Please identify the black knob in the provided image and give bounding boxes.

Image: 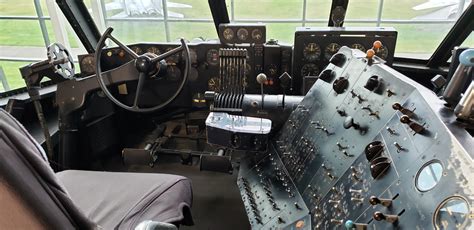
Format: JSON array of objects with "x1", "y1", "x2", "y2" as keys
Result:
[
  {"x1": 330, "y1": 53, "x2": 346, "y2": 67},
  {"x1": 333, "y1": 77, "x2": 349, "y2": 94},
  {"x1": 373, "y1": 211, "x2": 399, "y2": 223},
  {"x1": 400, "y1": 115, "x2": 425, "y2": 134},
  {"x1": 392, "y1": 102, "x2": 414, "y2": 117},
  {"x1": 370, "y1": 156, "x2": 390, "y2": 179},
  {"x1": 364, "y1": 141, "x2": 384, "y2": 161},
  {"x1": 343, "y1": 116, "x2": 360, "y2": 129},
  {"x1": 319, "y1": 69, "x2": 336, "y2": 83},
  {"x1": 369, "y1": 195, "x2": 392, "y2": 207},
  {"x1": 364, "y1": 75, "x2": 380, "y2": 91}
]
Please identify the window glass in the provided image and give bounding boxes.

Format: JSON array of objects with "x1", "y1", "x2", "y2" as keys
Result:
[
  {"x1": 169, "y1": 22, "x2": 216, "y2": 41},
  {"x1": 106, "y1": 21, "x2": 167, "y2": 44},
  {"x1": 0, "y1": 20, "x2": 46, "y2": 46},
  {"x1": 266, "y1": 23, "x2": 302, "y2": 44},
  {"x1": 383, "y1": 0, "x2": 467, "y2": 20},
  {"x1": 0, "y1": 0, "x2": 37, "y2": 16},
  {"x1": 0, "y1": 61, "x2": 30, "y2": 90},
  {"x1": 235, "y1": 0, "x2": 303, "y2": 19}
]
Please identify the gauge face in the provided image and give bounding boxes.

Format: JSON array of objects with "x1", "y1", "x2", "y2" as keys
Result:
[
  {"x1": 206, "y1": 49, "x2": 219, "y2": 66},
  {"x1": 208, "y1": 77, "x2": 220, "y2": 91},
  {"x1": 303, "y1": 43, "x2": 321, "y2": 62},
  {"x1": 131, "y1": 46, "x2": 143, "y2": 55},
  {"x1": 80, "y1": 55, "x2": 95, "y2": 74},
  {"x1": 301, "y1": 63, "x2": 319, "y2": 77},
  {"x1": 351, "y1": 43, "x2": 366, "y2": 52},
  {"x1": 166, "y1": 66, "x2": 181, "y2": 81},
  {"x1": 182, "y1": 49, "x2": 198, "y2": 64},
  {"x1": 268, "y1": 64, "x2": 278, "y2": 76},
  {"x1": 434, "y1": 196, "x2": 470, "y2": 229},
  {"x1": 165, "y1": 47, "x2": 180, "y2": 63},
  {"x1": 237, "y1": 28, "x2": 249, "y2": 41},
  {"x1": 251, "y1": 29, "x2": 263, "y2": 41},
  {"x1": 375, "y1": 46, "x2": 389, "y2": 59},
  {"x1": 147, "y1": 46, "x2": 161, "y2": 55},
  {"x1": 416, "y1": 161, "x2": 443, "y2": 192},
  {"x1": 325, "y1": 43, "x2": 341, "y2": 60},
  {"x1": 223, "y1": 28, "x2": 234, "y2": 41}
]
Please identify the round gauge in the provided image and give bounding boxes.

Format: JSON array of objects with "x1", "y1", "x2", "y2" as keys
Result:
[
  {"x1": 188, "y1": 67, "x2": 199, "y2": 82},
  {"x1": 237, "y1": 28, "x2": 249, "y2": 41},
  {"x1": 80, "y1": 55, "x2": 96, "y2": 74},
  {"x1": 206, "y1": 49, "x2": 219, "y2": 66},
  {"x1": 208, "y1": 77, "x2": 220, "y2": 91},
  {"x1": 301, "y1": 63, "x2": 320, "y2": 77},
  {"x1": 223, "y1": 28, "x2": 234, "y2": 41},
  {"x1": 268, "y1": 64, "x2": 278, "y2": 76},
  {"x1": 251, "y1": 29, "x2": 263, "y2": 41},
  {"x1": 434, "y1": 196, "x2": 470, "y2": 229},
  {"x1": 325, "y1": 43, "x2": 341, "y2": 60},
  {"x1": 245, "y1": 63, "x2": 252, "y2": 77},
  {"x1": 166, "y1": 66, "x2": 181, "y2": 81},
  {"x1": 147, "y1": 46, "x2": 161, "y2": 55},
  {"x1": 351, "y1": 43, "x2": 366, "y2": 52},
  {"x1": 303, "y1": 43, "x2": 321, "y2": 62},
  {"x1": 182, "y1": 48, "x2": 198, "y2": 64},
  {"x1": 416, "y1": 161, "x2": 443, "y2": 192},
  {"x1": 165, "y1": 47, "x2": 180, "y2": 63},
  {"x1": 132, "y1": 46, "x2": 143, "y2": 55},
  {"x1": 375, "y1": 46, "x2": 389, "y2": 59}
]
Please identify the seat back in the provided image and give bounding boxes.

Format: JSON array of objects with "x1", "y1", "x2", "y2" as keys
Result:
[{"x1": 0, "y1": 109, "x2": 96, "y2": 229}]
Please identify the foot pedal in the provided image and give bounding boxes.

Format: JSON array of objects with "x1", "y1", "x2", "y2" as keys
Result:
[
  {"x1": 200, "y1": 154, "x2": 233, "y2": 174},
  {"x1": 122, "y1": 146, "x2": 155, "y2": 167}
]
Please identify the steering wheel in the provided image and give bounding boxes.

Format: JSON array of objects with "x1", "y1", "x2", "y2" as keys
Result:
[{"x1": 95, "y1": 27, "x2": 191, "y2": 112}]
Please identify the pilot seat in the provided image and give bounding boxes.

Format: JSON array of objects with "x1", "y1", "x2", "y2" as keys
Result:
[{"x1": 0, "y1": 108, "x2": 193, "y2": 229}]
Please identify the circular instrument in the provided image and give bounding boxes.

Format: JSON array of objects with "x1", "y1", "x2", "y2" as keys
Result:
[
  {"x1": 47, "y1": 43, "x2": 75, "y2": 79},
  {"x1": 223, "y1": 28, "x2": 234, "y2": 41},
  {"x1": 237, "y1": 28, "x2": 249, "y2": 41},
  {"x1": 80, "y1": 55, "x2": 95, "y2": 74},
  {"x1": 325, "y1": 43, "x2": 341, "y2": 60},
  {"x1": 95, "y1": 27, "x2": 191, "y2": 113},
  {"x1": 208, "y1": 77, "x2": 220, "y2": 91},
  {"x1": 251, "y1": 29, "x2": 263, "y2": 41},
  {"x1": 303, "y1": 43, "x2": 321, "y2": 62},
  {"x1": 351, "y1": 43, "x2": 366, "y2": 52},
  {"x1": 147, "y1": 46, "x2": 161, "y2": 55},
  {"x1": 165, "y1": 47, "x2": 181, "y2": 63},
  {"x1": 375, "y1": 46, "x2": 389, "y2": 59},
  {"x1": 301, "y1": 63, "x2": 319, "y2": 77},
  {"x1": 206, "y1": 49, "x2": 219, "y2": 65}
]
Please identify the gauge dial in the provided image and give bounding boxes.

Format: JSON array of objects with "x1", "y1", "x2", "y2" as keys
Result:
[
  {"x1": 434, "y1": 196, "x2": 470, "y2": 229},
  {"x1": 165, "y1": 47, "x2": 180, "y2": 63},
  {"x1": 303, "y1": 43, "x2": 321, "y2": 62},
  {"x1": 325, "y1": 43, "x2": 341, "y2": 60},
  {"x1": 206, "y1": 49, "x2": 219, "y2": 66},
  {"x1": 251, "y1": 29, "x2": 263, "y2": 41},
  {"x1": 182, "y1": 48, "x2": 198, "y2": 64},
  {"x1": 223, "y1": 28, "x2": 234, "y2": 41},
  {"x1": 375, "y1": 46, "x2": 389, "y2": 59},
  {"x1": 166, "y1": 66, "x2": 181, "y2": 81},
  {"x1": 237, "y1": 28, "x2": 249, "y2": 41},
  {"x1": 301, "y1": 63, "x2": 320, "y2": 77},
  {"x1": 80, "y1": 55, "x2": 96, "y2": 74},
  {"x1": 147, "y1": 46, "x2": 161, "y2": 55},
  {"x1": 267, "y1": 64, "x2": 278, "y2": 76},
  {"x1": 132, "y1": 46, "x2": 143, "y2": 55},
  {"x1": 351, "y1": 43, "x2": 366, "y2": 52},
  {"x1": 208, "y1": 77, "x2": 220, "y2": 91}
]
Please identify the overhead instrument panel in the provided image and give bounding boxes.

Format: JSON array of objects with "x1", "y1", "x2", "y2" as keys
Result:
[
  {"x1": 219, "y1": 23, "x2": 266, "y2": 45},
  {"x1": 238, "y1": 47, "x2": 473, "y2": 229},
  {"x1": 293, "y1": 27, "x2": 397, "y2": 94}
]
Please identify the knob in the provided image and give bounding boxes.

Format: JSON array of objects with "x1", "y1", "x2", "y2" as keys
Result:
[
  {"x1": 337, "y1": 109, "x2": 347, "y2": 117},
  {"x1": 364, "y1": 75, "x2": 380, "y2": 91},
  {"x1": 343, "y1": 116, "x2": 360, "y2": 130},
  {"x1": 345, "y1": 220, "x2": 368, "y2": 230},
  {"x1": 392, "y1": 102, "x2": 415, "y2": 117},
  {"x1": 333, "y1": 77, "x2": 349, "y2": 94},
  {"x1": 370, "y1": 156, "x2": 390, "y2": 179},
  {"x1": 373, "y1": 211, "x2": 399, "y2": 223},
  {"x1": 364, "y1": 141, "x2": 384, "y2": 161},
  {"x1": 330, "y1": 53, "x2": 346, "y2": 67},
  {"x1": 319, "y1": 69, "x2": 336, "y2": 83},
  {"x1": 369, "y1": 195, "x2": 392, "y2": 207},
  {"x1": 400, "y1": 115, "x2": 425, "y2": 134}
]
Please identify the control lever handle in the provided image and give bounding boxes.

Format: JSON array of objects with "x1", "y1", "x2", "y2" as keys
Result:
[{"x1": 257, "y1": 73, "x2": 267, "y2": 109}]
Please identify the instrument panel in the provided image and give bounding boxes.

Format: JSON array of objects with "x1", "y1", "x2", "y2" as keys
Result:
[
  {"x1": 293, "y1": 27, "x2": 397, "y2": 94},
  {"x1": 238, "y1": 47, "x2": 473, "y2": 229},
  {"x1": 219, "y1": 23, "x2": 266, "y2": 45}
]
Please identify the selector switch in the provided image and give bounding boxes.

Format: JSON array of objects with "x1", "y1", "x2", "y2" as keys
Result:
[
  {"x1": 330, "y1": 53, "x2": 347, "y2": 67},
  {"x1": 333, "y1": 77, "x2": 349, "y2": 94},
  {"x1": 400, "y1": 115, "x2": 425, "y2": 134},
  {"x1": 370, "y1": 156, "x2": 390, "y2": 179}
]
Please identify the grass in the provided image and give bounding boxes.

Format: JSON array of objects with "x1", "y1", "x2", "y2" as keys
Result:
[{"x1": 0, "y1": 0, "x2": 472, "y2": 90}]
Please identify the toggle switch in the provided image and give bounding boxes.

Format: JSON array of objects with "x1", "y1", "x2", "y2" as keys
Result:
[
  {"x1": 345, "y1": 220, "x2": 368, "y2": 230},
  {"x1": 386, "y1": 89, "x2": 396, "y2": 97},
  {"x1": 373, "y1": 211, "x2": 399, "y2": 223},
  {"x1": 370, "y1": 156, "x2": 391, "y2": 179},
  {"x1": 392, "y1": 102, "x2": 415, "y2": 117},
  {"x1": 400, "y1": 115, "x2": 425, "y2": 134},
  {"x1": 337, "y1": 109, "x2": 347, "y2": 117},
  {"x1": 337, "y1": 142, "x2": 348, "y2": 150},
  {"x1": 369, "y1": 195, "x2": 392, "y2": 207},
  {"x1": 386, "y1": 126, "x2": 397, "y2": 135},
  {"x1": 343, "y1": 116, "x2": 360, "y2": 130},
  {"x1": 393, "y1": 142, "x2": 405, "y2": 152}
]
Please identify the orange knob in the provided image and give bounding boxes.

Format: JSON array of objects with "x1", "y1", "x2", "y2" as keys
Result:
[
  {"x1": 373, "y1": 40, "x2": 382, "y2": 49},
  {"x1": 366, "y1": 49, "x2": 375, "y2": 59}
]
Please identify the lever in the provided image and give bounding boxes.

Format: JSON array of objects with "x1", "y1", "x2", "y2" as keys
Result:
[
  {"x1": 369, "y1": 195, "x2": 392, "y2": 207},
  {"x1": 392, "y1": 102, "x2": 415, "y2": 117},
  {"x1": 345, "y1": 220, "x2": 368, "y2": 230},
  {"x1": 256, "y1": 73, "x2": 267, "y2": 109},
  {"x1": 400, "y1": 115, "x2": 425, "y2": 134},
  {"x1": 373, "y1": 211, "x2": 399, "y2": 223}
]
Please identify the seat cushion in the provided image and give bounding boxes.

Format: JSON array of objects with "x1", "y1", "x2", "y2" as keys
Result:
[{"x1": 56, "y1": 170, "x2": 193, "y2": 229}]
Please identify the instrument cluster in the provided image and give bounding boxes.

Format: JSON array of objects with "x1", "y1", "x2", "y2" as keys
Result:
[{"x1": 219, "y1": 23, "x2": 266, "y2": 45}]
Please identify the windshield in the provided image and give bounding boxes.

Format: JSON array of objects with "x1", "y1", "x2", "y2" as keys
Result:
[{"x1": 0, "y1": 0, "x2": 472, "y2": 91}]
